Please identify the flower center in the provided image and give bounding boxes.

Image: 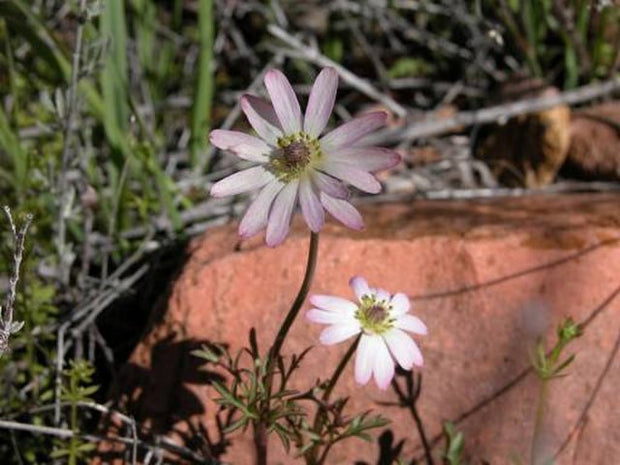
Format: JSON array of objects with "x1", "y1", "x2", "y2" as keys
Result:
[
  {"x1": 282, "y1": 141, "x2": 311, "y2": 169},
  {"x1": 355, "y1": 295, "x2": 394, "y2": 335},
  {"x1": 269, "y1": 132, "x2": 322, "y2": 182}
]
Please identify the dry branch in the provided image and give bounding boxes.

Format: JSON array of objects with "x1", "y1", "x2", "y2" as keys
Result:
[
  {"x1": 268, "y1": 24, "x2": 408, "y2": 117},
  {"x1": 369, "y1": 77, "x2": 620, "y2": 144},
  {"x1": 1, "y1": 207, "x2": 33, "y2": 356}
]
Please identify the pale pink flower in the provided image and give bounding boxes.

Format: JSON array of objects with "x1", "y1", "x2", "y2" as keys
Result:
[
  {"x1": 306, "y1": 276, "x2": 427, "y2": 390},
  {"x1": 209, "y1": 68, "x2": 400, "y2": 247}
]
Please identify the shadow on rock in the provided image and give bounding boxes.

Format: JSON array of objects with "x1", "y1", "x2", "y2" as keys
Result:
[{"x1": 96, "y1": 334, "x2": 230, "y2": 463}]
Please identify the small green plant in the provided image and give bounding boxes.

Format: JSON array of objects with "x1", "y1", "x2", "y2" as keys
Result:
[
  {"x1": 532, "y1": 317, "x2": 582, "y2": 381},
  {"x1": 530, "y1": 317, "x2": 582, "y2": 465},
  {"x1": 51, "y1": 360, "x2": 99, "y2": 465},
  {"x1": 486, "y1": 0, "x2": 619, "y2": 88},
  {"x1": 442, "y1": 421, "x2": 465, "y2": 465}
]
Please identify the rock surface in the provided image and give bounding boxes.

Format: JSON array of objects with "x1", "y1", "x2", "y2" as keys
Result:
[{"x1": 100, "y1": 193, "x2": 620, "y2": 464}]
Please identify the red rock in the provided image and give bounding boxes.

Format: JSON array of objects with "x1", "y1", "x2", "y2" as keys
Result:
[{"x1": 100, "y1": 193, "x2": 620, "y2": 464}]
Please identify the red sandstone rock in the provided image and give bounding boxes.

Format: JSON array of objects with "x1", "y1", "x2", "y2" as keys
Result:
[{"x1": 100, "y1": 193, "x2": 620, "y2": 464}]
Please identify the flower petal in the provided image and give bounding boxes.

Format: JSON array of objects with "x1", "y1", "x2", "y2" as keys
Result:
[
  {"x1": 320, "y1": 193, "x2": 364, "y2": 230},
  {"x1": 390, "y1": 293, "x2": 410, "y2": 315},
  {"x1": 306, "y1": 308, "x2": 356, "y2": 325},
  {"x1": 395, "y1": 314, "x2": 428, "y2": 335},
  {"x1": 349, "y1": 276, "x2": 371, "y2": 300},
  {"x1": 240, "y1": 95, "x2": 283, "y2": 146},
  {"x1": 319, "y1": 322, "x2": 361, "y2": 345},
  {"x1": 312, "y1": 171, "x2": 350, "y2": 199},
  {"x1": 238, "y1": 180, "x2": 285, "y2": 238},
  {"x1": 375, "y1": 288, "x2": 391, "y2": 303},
  {"x1": 210, "y1": 166, "x2": 274, "y2": 197},
  {"x1": 209, "y1": 129, "x2": 271, "y2": 162},
  {"x1": 355, "y1": 335, "x2": 377, "y2": 385},
  {"x1": 304, "y1": 67, "x2": 338, "y2": 137},
  {"x1": 384, "y1": 328, "x2": 423, "y2": 370},
  {"x1": 264, "y1": 69, "x2": 302, "y2": 134},
  {"x1": 265, "y1": 179, "x2": 299, "y2": 247},
  {"x1": 329, "y1": 147, "x2": 401, "y2": 172},
  {"x1": 372, "y1": 338, "x2": 395, "y2": 390},
  {"x1": 310, "y1": 295, "x2": 357, "y2": 314},
  {"x1": 320, "y1": 112, "x2": 387, "y2": 152},
  {"x1": 299, "y1": 176, "x2": 324, "y2": 233},
  {"x1": 320, "y1": 161, "x2": 382, "y2": 194}
]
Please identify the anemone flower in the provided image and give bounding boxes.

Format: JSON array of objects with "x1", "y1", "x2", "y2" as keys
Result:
[
  {"x1": 306, "y1": 276, "x2": 427, "y2": 390},
  {"x1": 209, "y1": 68, "x2": 400, "y2": 247}
]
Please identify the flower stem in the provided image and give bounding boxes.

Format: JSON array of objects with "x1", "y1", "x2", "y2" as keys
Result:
[
  {"x1": 268, "y1": 231, "x2": 319, "y2": 367},
  {"x1": 409, "y1": 388, "x2": 434, "y2": 465},
  {"x1": 322, "y1": 335, "x2": 359, "y2": 405},
  {"x1": 308, "y1": 335, "x2": 360, "y2": 465},
  {"x1": 531, "y1": 378, "x2": 550, "y2": 465},
  {"x1": 254, "y1": 231, "x2": 320, "y2": 465},
  {"x1": 398, "y1": 373, "x2": 434, "y2": 465}
]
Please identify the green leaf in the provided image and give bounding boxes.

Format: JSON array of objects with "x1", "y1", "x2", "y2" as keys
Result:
[
  {"x1": 0, "y1": 104, "x2": 28, "y2": 197},
  {"x1": 443, "y1": 421, "x2": 465, "y2": 465},
  {"x1": 190, "y1": 0, "x2": 214, "y2": 172},
  {"x1": 212, "y1": 381, "x2": 257, "y2": 419},
  {"x1": 222, "y1": 416, "x2": 249, "y2": 434},
  {"x1": 387, "y1": 57, "x2": 435, "y2": 79},
  {"x1": 322, "y1": 36, "x2": 343, "y2": 63},
  {"x1": 192, "y1": 346, "x2": 220, "y2": 363},
  {"x1": 100, "y1": 0, "x2": 130, "y2": 153}
]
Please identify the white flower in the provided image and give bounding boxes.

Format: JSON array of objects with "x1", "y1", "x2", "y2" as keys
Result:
[
  {"x1": 306, "y1": 276, "x2": 427, "y2": 390},
  {"x1": 209, "y1": 68, "x2": 400, "y2": 247}
]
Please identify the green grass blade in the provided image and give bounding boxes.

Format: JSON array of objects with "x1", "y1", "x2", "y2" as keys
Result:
[
  {"x1": 0, "y1": 104, "x2": 27, "y2": 198},
  {"x1": 522, "y1": 0, "x2": 543, "y2": 77},
  {"x1": 2, "y1": 0, "x2": 106, "y2": 121},
  {"x1": 190, "y1": 0, "x2": 214, "y2": 173},
  {"x1": 100, "y1": 0, "x2": 130, "y2": 160}
]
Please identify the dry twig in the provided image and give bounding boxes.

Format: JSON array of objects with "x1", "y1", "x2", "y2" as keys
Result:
[
  {"x1": 267, "y1": 24, "x2": 408, "y2": 117},
  {"x1": 367, "y1": 77, "x2": 620, "y2": 144},
  {"x1": 1, "y1": 207, "x2": 33, "y2": 356}
]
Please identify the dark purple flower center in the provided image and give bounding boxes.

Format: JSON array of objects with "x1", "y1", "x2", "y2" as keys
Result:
[
  {"x1": 367, "y1": 304, "x2": 388, "y2": 324},
  {"x1": 282, "y1": 141, "x2": 311, "y2": 169}
]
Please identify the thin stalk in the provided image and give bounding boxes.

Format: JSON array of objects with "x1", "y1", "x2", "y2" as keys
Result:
[
  {"x1": 531, "y1": 378, "x2": 550, "y2": 465},
  {"x1": 308, "y1": 336, "x2": 360, "y2": 465},
  {"x1": 396, "y1": 373, "x2": 434, "y2": 465},
  {"x1": 254, "y1": 232, "x2": 320, "y2": 465},
  {"x1": 68, "y1": 377, "x2": 78, "y2": 465},
  {"x1": 321, "y1": 336, "x2": 359, "y2": 403},
  {"x1": 409, "y1": 390, "x2": 434, "y2": 465},
  {"x1": 56, "y1": 0, "x2": 87, "y2": 285},
  {"x1": 191, "y1": 0, "x2": 214, "y2": 173},
  {"x1": 267, "y1": 232, "x2": 320, "y2": 374}
]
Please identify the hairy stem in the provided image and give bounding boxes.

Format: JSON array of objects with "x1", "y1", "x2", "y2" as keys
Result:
[
  {"x1": 531, "y1": 378, "x2": 550, "y2": 465},
  {"x1": 268, "y1": 232, "x2": 319, "y2": 365},
  {"x1": 56, "y1": 0, "x2": 87, "y2": 286},
  {"x1": 254, "y1": 232, "x2": 320, "y2": 465},
  {"x1": 308, "y1": 335, "x2": 360, "y2": 465},
  {"x1": 410, "y1": 391, "x2": 434, "y2": 465}
]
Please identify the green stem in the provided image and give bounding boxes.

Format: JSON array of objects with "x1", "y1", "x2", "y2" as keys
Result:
[
  {"x1": 409, "y1": 385, "x2": 434, "y2": 465},
  {"x1": 69, "y1": 378, "x2": 78, "y2": 465},
  {"x1": 267, "y1": 232, "x2": 319, "y2": 367},
  {"x1": 321, "y1": 335, "x2": 359, "y2": 406},
  {"x1": 308, "y1": 335, "x2": 360, "y2": 465},
  {"x1": 191, "y1": 0, "x2": 214, "y2": 173},
  {"x1": 531, "y1": 378, "x2": 549, "y2": 465},
  {"x1": 254, "y1": 232, "x2": 320, "y2": 465}
]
